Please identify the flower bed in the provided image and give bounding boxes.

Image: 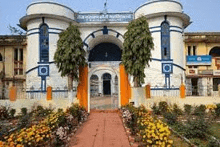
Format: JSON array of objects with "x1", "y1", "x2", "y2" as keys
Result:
[
  {"x1": 0, "y1": 103, "x2": 88, "y2": 147},
  {"x1": 120, "y1": 104, "x2": 173, "y2": 147},
  {"x1": 152, "y1": 101, "x2": 220, "y2": 146}
]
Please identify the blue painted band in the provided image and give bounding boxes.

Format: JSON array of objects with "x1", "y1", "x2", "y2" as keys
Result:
[
  {"x1": 27, "y1": 1, "x2": 75, "y2": 14},
  {"x1": 150, "y1": 30, "x2": 161, "y2": 33},
  {"x1": 134, "y1": 0, "x2": 183, "y2": 14},
  {"x1": 48, "y1": 32, "x2": 60, "y2": 34},
  {"x1": 49, "y1": 28, "x2": 64, "y2": 31},
  {"x1": 26, "y1": 90, "x2": 46, "y2": 93},
  {"x1": 151, "y1": 58, "x2": 185, "y2": 71},
  {"x1": 172, "y1": 63, "x2": 185, "y2": 71},
  {"x1": 149, "y1": 26, "x2": 161, "y2": 29},
  {"x1": 38, "y1": 62, "x2": 50, "y2": 64},
  {"x1": 27, "y1": 32, "x2": 40, "y2": 36},
  {"x1": 27, "y1": 28, "x2": 39, "y2": 33},
  {"x1": 83, "y1": 29, "x2": 123, "y2": 43},
  {"x1": 151, "y1": 88, "x2": 179, "y2": 90},
  {"x1": 151, "y1": 58, "x2": 162, "y2": 61},
  {"x1": 26, "y1": 66, "x2": 38, "y2": 74},
  {"x1": 52, "y1": 90, "x2": 68, "y2": 92},
  {"x1": 170, "y1": 25, "x2": 182, "y2": 30},
  {"x1": 170, "y1": 30, "x2": 183, "y2": 33}
]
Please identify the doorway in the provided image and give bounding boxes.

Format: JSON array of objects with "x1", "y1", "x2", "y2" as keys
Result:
[
  {"x1": 191, "y1": 78, "x2": 198, "y2": 96},
  {"x1": 103, "y1": 80, "x2": 111, "y2": 95},
  {"x1": 102, "y1": 73, "x2": 111, "y2": 95}
]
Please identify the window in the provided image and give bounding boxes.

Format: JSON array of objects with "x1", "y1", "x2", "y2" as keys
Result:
[
  {"x1": 14, "y1": 48, "x2": 23, "y2": 75},
  {"x1": 187, "y1": 45, "x2": 197, "y2": 56},
  {"x1": 213, "y1": 78, "x2": 220, "y2": 91},
  {"x1": 0, "y1": 53, "x2": 2, "y2": 61},
  {"x1": 39, "y1": 24, "x2": 49, "y2": 62},
  {"x1": 193, "y1": 46, "x2": 196, "y2": 55},
  {"x1": 188, "y1": 46, "x2": 191, "y2": 56},
  {"x1": 161, "y1": 21, "x2": 170, "y2": 60}
]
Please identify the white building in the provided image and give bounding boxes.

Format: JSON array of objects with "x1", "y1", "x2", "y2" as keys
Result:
[{"x1": 19, "y1": 0, "x2": 190, "y2": 108}]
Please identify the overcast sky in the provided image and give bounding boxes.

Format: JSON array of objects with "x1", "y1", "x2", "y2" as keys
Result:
[{"x1": 0, "y1": 0, "x2": 220, "y2": 35}]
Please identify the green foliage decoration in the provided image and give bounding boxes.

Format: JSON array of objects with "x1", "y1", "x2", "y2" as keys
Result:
[
  {"x1": 122, "y1": 16, "x2": 154, "y2": 87},
  {"x1": 54, "y1": 23, "x2": 86, "y2": 90}
]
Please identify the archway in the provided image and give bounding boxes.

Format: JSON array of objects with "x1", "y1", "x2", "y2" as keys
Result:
[
  {"x1": 209, "y1": 47, "x2": 220, "y2": 57},
  {"x1": 88, "y1": 43, "x2": 122, "y2": 61}
]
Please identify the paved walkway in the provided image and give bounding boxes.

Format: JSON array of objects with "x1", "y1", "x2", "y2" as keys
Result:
[{"x1": 69, "y1": 112, "x2": 130, "y2": 147}]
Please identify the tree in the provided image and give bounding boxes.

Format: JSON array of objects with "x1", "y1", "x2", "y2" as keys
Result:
[
  {"x1": 122, "y1": 16, "x2": 154, "y2": 87},
  {"x1": 54, "y1": 23, "x2": 86, "y2": 90}
]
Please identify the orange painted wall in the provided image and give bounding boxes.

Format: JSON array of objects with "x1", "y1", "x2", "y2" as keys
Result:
[
  {"x1": 120, "y1": 64, "x2": 131, "y2": 106},
  {"x1": 77, "y1": 66, "x2": 88, "y2": 110}
]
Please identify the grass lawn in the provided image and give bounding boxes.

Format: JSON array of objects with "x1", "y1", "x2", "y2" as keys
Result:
[
  {"x1": 170, "y1": 134, "x2": 191, "y2": 147},
  {"x1": 210, "y1": 122, "x2": 220, "y2": 139}
]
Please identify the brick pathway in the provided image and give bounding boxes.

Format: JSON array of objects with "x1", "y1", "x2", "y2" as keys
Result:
[{"x1": 69, "y1": 112, "x2": 130, "y2": 147}]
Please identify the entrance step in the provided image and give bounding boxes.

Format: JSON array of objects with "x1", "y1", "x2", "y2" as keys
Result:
[{"x1": 90, "y1": 109, "x2": 119, "y2": 113}]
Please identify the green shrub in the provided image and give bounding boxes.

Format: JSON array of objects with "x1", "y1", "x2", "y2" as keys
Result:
[
  {"x1": 0, "y1": 106, "x2": 10, "y2": 120},
  {"x1": 215, "y1": 103, "x2": 220, "y2": 117},
  {"x1": 184, "y1": 116, "x2": 210, "y2": 139},
  {"x1": 10, "y1": 109, "x2": 16, "y2": 118},
  {"x1": 163, "y1": 112, "x2": 178, "y2": 125},
  {"x1": 173, "y1": 103, "x2": 183, "y2": 115},
  {"x1": 159, "y1": 101, "x2": 168, "y2": 114},
  {"x1": 194, "y1": 104, "x2": 206, "y2": 116},
  {"x1": 207, "y1": 137, "x2": 220, "y2": 147},
  {"x1": 152, "y1": 103, "x2": 160, "y2": 115},
  {"x1": 184, "y1": 104, "x2": 192, "y2": 115},
  {"x1": 21, "y1": 107, "x2": 27, "y2": 116}
]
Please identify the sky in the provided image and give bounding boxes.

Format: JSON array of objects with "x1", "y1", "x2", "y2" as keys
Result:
[{"x1": 0, "y1": 0, "x2": 220, "y2": 35}]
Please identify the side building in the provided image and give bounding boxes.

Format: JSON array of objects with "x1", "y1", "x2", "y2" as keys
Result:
[
  {"x1": 184, "y1": 32, "x2": 220, "y2": 97},
  {"x1": 0, "y1": 35, "x2": 27, "y2": 99}
]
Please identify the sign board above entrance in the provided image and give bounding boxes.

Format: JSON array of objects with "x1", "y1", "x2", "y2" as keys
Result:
[
  {"x1": 186, "y1": 55, "x2": 212, "y2": 65},
  {"x1": 76, "y1": 13, "x2": 134, "y2": 22}
]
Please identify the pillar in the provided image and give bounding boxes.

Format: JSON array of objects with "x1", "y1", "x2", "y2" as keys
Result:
[
  {"x1": 47, "y1": 86, "x2": 52, "y2": 100},
  {"x1": 180, "y1": 84, "x2": 185, "y2": 98},
  {"x1": 9, "y1": 86, "x2": 17, "y2": 101}
]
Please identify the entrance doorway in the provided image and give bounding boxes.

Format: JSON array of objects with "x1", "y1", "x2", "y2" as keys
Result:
[
  {"x1": 102, "y1": 73, "x2": 111, "y2": 95},
  {"x1": 191, "y1": 78, "x2": 198, "y2": 96}
]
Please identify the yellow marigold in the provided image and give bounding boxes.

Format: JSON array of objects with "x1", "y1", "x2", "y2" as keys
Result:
[{"x1": 168, "y1": 140, "x2": 173, "y2": 144}]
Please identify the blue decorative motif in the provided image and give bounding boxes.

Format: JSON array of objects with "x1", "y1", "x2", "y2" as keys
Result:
[
  {"x1": 162, "y1": 63, "x2": 173, "y2": 74},
  {"x1": 38, "y1": 65, "x2": 49, "y2": 76}
]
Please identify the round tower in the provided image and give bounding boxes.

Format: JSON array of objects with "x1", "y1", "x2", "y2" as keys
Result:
[
  {"x1": 134, "y1": 0, "x2": 190, "y2": 90},
  {"x1": 20, "y1": 1, "x2": 76, "y2": 91}
]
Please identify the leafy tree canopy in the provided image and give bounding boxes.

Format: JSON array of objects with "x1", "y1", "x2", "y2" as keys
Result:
[
  {"x1": 122, "y1": 16, "x2": 154, "y2": 87},
  {"x1": 54, "y1": 23, "x2": 86, "y2": 89}
]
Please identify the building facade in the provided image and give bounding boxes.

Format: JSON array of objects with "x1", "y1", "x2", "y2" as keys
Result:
[
  {"x1": 0, "y1": 0, "x2": 203, "y2": 110},
  {"x1": 0, "y1": 36, "x2": 26, "y2": 99},
  {"x1": 184, "y1": 32, "x2": 220, "y2": 97}
]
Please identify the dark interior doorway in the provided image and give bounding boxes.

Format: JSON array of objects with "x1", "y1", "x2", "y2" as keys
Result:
[
  {"x1": 88, "y1": 43, "x2": 121, "y2": 61},
  {"x1": 191, "y1": 78, "x2": 198, "y2": 96},
  {"x1": 103, "y1": 80, "x2": 111, "y2": 95}
]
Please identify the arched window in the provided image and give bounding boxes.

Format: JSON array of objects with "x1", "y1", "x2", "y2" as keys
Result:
[
  {"x1": 39, "y1": 24, "x2": 49, "y2": 62},
  {"x1": 90, "y1": 74, "x2": 99, "y2": 96},
  {"x1": 0, "y1": 53, "x2": 2, "y2": 61},
  {"x1": 161, "y1": 21, "x2": 170, "y2": 60}
]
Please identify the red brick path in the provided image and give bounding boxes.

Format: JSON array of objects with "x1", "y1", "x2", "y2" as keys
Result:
[{"x1": 69, "y1": 112, "x2": 130, "y2": 147}]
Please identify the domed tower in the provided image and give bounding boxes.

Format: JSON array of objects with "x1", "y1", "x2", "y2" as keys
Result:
[
  {"x1": 134, "y1": 0, "x2": 190, "y2": 90},
  {"x1": 20, "y1": 2, "x2": 76, "y2": 91}
]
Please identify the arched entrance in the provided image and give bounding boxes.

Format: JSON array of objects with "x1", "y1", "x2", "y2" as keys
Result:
[{"x1": 88, "y1": 42, "x2": 121, "y2": 110}]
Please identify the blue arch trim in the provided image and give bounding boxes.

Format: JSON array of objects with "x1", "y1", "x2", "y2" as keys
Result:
[
  {"x1": 26, "y1": 66, "x2": 39, "y2": 74},
  {"x1": 150, "y1": 58, "x2": 185, "y2": 71},
  {"x1": 83, "y1": 27, "x2": 124, "y2": 44}
]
